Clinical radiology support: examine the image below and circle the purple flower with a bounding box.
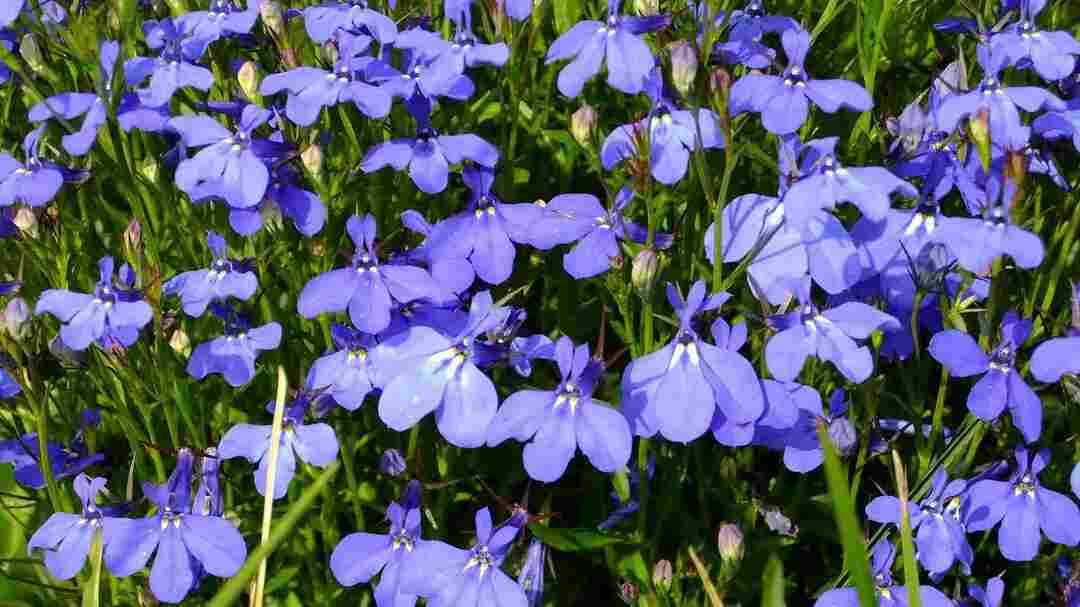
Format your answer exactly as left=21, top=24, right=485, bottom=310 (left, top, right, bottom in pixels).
left=361, top=96, right=498, bottom=194
left=965, top=447, right=1080, bottom=561
left=730, top=28, right=872, bottom=135
left=990, top=0, right=1080, bottom=81
left=764, top=277, right=899, bottom=383
left=124, top=18, right=214, bottom=107
left=866, top=469, right=973, bottom=575
left=175, top=0, right=259, bottom=59
left=374, top=291, right=502, bottom=447
left=218, top=394, right=339, bottom=500
left=298, top=214, right=440, bottom=334
left=0, top=368, right=20, bottom=398
left=367, top=30, right=476, bottom=102
left=1034, top=109, right=1080, bottom=153
left=302, top=0, right=397, bottom=44
left=928, top=311, right=1042, bottom=442
left=227, top=163, right=327, bottom=236
left=171, top=105, right=278, bottom=209
left=470, top=307, right=555, bottom=377
left=260, top=34, right=391, bottom=126
left=164, top=231, right=257, bottom=317
left=407, top=508, right=528, bottom=607
left=28, top=474, right=114, bottom=580
left=968, top=577, right=1004, bottom=607
left=813, top=542, right=953, bottom=607
left=36, top=256, right=153, bottom=351
left=487, top=336, right=632, bottom=482
left=621, top=281, right=764, bottom=443
left=104, top=449, right=247, bottom=603
left=117, top=93, right=172, bottom=133
left=754, top=386, right=851, bottom=473
left=1030, top=331, right=1080, bottom=383
left=423, top=166, right=539, bottom=285
left=0, top=126, right=85, bottom=208
left=0, top=431, right=103, bottom=489
left=544, top=0, right=669, bottom=97
left=517, top=538, right=544, bottom=607
left=0, top=1, right=23, bottom=27
left=933, top=177, right=1043, bottom=273
left=0, top=30, right=15, bottom=86
left=28, top=40, right=118, bottom=156
left=186, top=304, right=281, bottom=387
left=601, top=68, right=725, bottom=185
left=193, top=448, right=222, bottom=516
left=378, top=448, right=407, bottom=476
left=306, top=324, right=382, bottom=410
left=432, top=9, right=509, bottom=76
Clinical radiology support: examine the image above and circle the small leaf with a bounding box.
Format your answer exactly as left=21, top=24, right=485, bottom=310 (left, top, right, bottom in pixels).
left=761, top=554, right=786, bottom=607
left=527, top=524, right=636, bottom=552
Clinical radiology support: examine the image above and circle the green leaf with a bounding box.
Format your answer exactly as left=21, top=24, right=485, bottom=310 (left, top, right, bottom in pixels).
left=80, top=529, right=104, bottom=607
left=761, top=553, right=786, bottom=607
left=527, top=524, right=637, bottom=552
left=553, top=0, right=583, bottom=37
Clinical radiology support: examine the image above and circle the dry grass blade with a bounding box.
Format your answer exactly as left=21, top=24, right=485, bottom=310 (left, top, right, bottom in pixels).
left=687, top=545, right=724, bottom=607
left=251, top=366, right=289, bottom=607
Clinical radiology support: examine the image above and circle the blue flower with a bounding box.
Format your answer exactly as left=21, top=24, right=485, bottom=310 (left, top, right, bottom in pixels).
left=302, top=0, right=398, bottom=45
left=517, top=538, right=545, bottom=607
left=813, top=541, right=953, bottom=607
left=753, top=386, right=852, bottom=473
left=990, top=0, right=1080, bottom=81
left=175, top=0, right=259, bottom=59
left=967, top=576, right=1004, bottom=607
left=730, top=28, right=872, bottom=135
left=218, top=393, right=339, bottom=500
left=28, top=40, right=118, bottom=156
left=186, top=304, right=281, bottom=387
left=1030, top=326, right=1080, bottom=384
left=0, top=1, right=23, bottom=27
left=193, top=448, right=223, bottom=517
left=124, top=18, right=214, bottom=107
left=36, top=256, right=153, bottom=351
left=0, top=126, right=87, bottom=208
left=28, top=474, right=115, bottom=580
left=0, top=368, right=21, bottom=398
left=0, top=431, right=103, bottom=489
left=306, top=324, right=382, bottom=410
left=367, top=30, right=475, bottom=103
left=965, top=447, right=1080, bottom=561
left=545, top=0, right=669, bottom=97
left=164, top=230, right=257, bottom=317
left=487, top=336, right=632, bottom=482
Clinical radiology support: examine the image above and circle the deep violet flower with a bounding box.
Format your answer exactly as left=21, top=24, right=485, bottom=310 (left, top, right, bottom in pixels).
left=730, top=28, right=872, bottom=135
left=486, top=336, right=632, bottom=482
left=27, top=474, right=114, bottom=580
left=124, top=18, right=214, bottom=107
left=104, top=449, right=247, bottom=604
left=621, top=281, right=764, bottom=443
left=0, top=431, right=103, bottom=490
left=965, top=447, right=1080, bottom=561
left=186, top=304, right=281, bottom=387
left=28, top=40, right=118, bottom=156
left=0, top=125, right=87, bottom=208
left=217, top=394, right=339, bottom=499
left=764, top=277, right=899, bottom=384
left=35, top=257, right=153, bottom=351
left=544, top=0, right=669, bottom=98
left=164, top=230, right=257, bottom=317
left=813, top=541, right=953, bottom=607
left=305, top=324, right=382, bottom=410
left=298, top=213, right=440, bottom=334
left=928, top=311, right=1042, bottom=442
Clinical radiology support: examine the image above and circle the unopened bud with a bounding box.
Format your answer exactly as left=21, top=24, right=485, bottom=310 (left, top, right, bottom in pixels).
left=301, top=144, right=323, bottom=176
left=669, top=40, right=698, bottom=99
left=570, top=104, right=598, bottom=147
left=709, top=67, right=732, bottom=113
left=123, top=219, right=141, bottom=253
left=618, top=580, right=639, bottom=604
left=717, top=523, right=744, bottom=562
left=634, top=0, right=659, bottom=16
left=237, top=61, right=260, bottom=102
left=968, top=107, right=991, bottom=171
left=631, top=248, right=659, bottom=295
left=169, top=328, right=191, bottom=357
left=320, top=40, right=339, bottom=67
left=3, top=297, right=30, bottom=339
left=20, top=34, right=45, bottom=74
left=379, top=449, right=407, bottom=477
left=13, top=207, right=37, bottom=237
left=652, top=559, right=673, bottom=589
left=260, top=1, right=286, bottom=39
left=828, top=417, right=857, bottom=455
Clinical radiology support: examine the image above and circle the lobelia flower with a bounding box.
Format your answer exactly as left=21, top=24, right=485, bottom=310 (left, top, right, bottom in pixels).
left=936, top=45, right=1065, bottom=142
left=730, top=28, right=872, bottom=135
left=0, top=1, right=22, bottom=27
left=517, top=538, right=545, bottom=607
left=27, top=474, right=115, bottom=580
left=0, top=431, right=104, bottom=489
left=399, top=208, right=477, bottom=298
left=36, top=256, right=153, bottom=351
left=933, top=176, right=1043, bottom=273
left=470, top=307, right=555, bottom=377
left=0, top=125, right=87, bottom=208
left=298, top=214, right=440, bottom=334
left=544, top=0, right=670, bottom=98
left=486, top=336, right=632, bottom=482
left=176, top=0, right=259, bottom=59
left=192, top=448, right=222, bottom=517
left=1029, top=326, right=1080, bottom=384
left=407, top=508, right=528, bottom=607
left=260, top=33, right=391, bottom=126
left=124, top=18, right=214, bottom=107
left=0, top=368, right=20, bottom=398
left=754, top=386, right=853, bottom=473
left=28, top=40, right=118, bottom=156
left=374, top=290, right=502, bottom=448
left=600, top=67, right=724, bottom=185
left=217, top=393, right=339, bottom=499
left=990, top=0, right=1080, bottom=81
left=599, top=456, right=654, bottom=530
left=0, top=30, right=15, bottom=86
left=422, top=165, right=539, bottom=285
left=813, top=541, right=953, bottom=607
left=227, top=163, right=327, bottom=236
left=928, top=311, right=1043, bottom=442
left=378, top=448, right=407, bottom=476
left=302, top=0, right=398, bottom=45
left=164, top=230, right=257, bottom=317
left=621, top=281, right=764, bottom=443
left=967, top=577, right=1004, bottom=607
left=432, top=7, right=509, bottom=77
left=365, top=32, right=476, bottom=103
left=865, top=469, right=973, bottom=575
left=965, top=447, right=1080, bottom=561
left=171, top=105, right=279, bottom=210
left=105, top=449, right=247, bottom=604
left=764, top=277, right=900, bottom=383
left=117, top=92, right=172, bottom=133
left=361, top=95, right=498, bottom=194
left=1034, top=108, right=1080, bottom=154
left=330, top=495, right=437, bottom=606
left=186, top=304, right=281, bottom=387
left=306, top=324, right=382, bottom=410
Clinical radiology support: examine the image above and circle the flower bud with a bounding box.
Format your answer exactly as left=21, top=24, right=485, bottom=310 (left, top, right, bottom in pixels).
left=709, top=67, right=732, bottom=112
left=570, top=104, right=598, bottom=147
left=669, top=40, right=698, bottom=99
left=968, top=107, right=991, bottom=171
left=169, top=328, right=191, bottom=357
left=652, top=559, right=673, bottom=589
left=3, top=297, right=30, bottom=339
left=20, top=34, right=45, bottom=74
left=717, top=523, right=744, bottom=562
left=301, top=144, right=323, bottom=177
left=320, top=40, right=339, bottom=67
left=618, top=580, right=639, bottom=604
left=517, top=539, right=546, bottom=607
left=237, top=61, right=260, bottom=102
left=123, top=218, right=141, bottom=254
left=13, top=207, right=37, bottom=237
left=379, top=449, right=407, bottom=477
left=631, top=248, right=659, bottom=295
left=634, top=0, right=659, bottom=16
left=828, top=417, right=857, bottom=455
left=260, top=1, right=286, bottom=39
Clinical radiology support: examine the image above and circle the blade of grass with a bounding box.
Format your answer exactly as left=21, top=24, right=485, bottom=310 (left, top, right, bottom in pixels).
left=891, top=450, right=921, bottom=607
left=79, top=529, right=104, bottom=607
left=816, top=420, right=875, bottom=607
left=761, top=554, right=786, bottom=607
left=252, top=366, right=289, bottom=607
left=687, top=546, right=724, bottom=607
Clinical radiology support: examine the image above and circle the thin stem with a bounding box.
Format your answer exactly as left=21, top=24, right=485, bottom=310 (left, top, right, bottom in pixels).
left=253, top=367, right=289, bottom=607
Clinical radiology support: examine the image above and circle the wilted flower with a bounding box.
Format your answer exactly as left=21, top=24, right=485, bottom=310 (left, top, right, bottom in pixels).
left=3, top=296, right=30, bottom=338
left=570, top=104, right=598, bottom=146
left=619, top=580, right=639, bottom=603
left=631, top=249, right=659, bottom=294
left=379, top=449, right=407, bottom=477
